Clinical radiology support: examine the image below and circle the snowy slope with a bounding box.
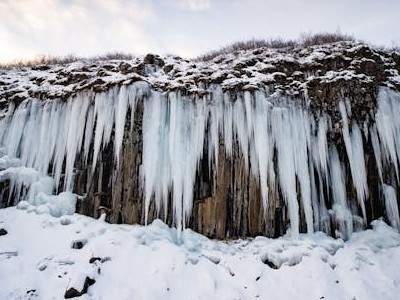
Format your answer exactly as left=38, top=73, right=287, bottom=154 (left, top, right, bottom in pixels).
left=1, top=207, right=400, bottom=300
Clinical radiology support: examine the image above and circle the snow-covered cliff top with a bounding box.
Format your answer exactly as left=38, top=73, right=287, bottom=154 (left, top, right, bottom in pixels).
left=1, top=41, right=399, bottom=106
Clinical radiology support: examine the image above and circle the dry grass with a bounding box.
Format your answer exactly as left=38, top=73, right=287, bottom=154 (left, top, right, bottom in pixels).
left=0, top=54, right=79, bottom=69
left=3, top=32, right=391, bottom=68
left=0, top=52, right=135, bottom=69
left=196, top=31, right=356, bottom=61
left=300, top=31, right=354, bottom=47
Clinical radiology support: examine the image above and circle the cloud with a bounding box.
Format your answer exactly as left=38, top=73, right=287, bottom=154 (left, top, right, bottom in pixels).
left=0, top=0, right=399, bottom=63
left=159, top=0, right=211, bottom=12
left=183, top=0, right=211, bottom=11
left=0, top=0, right=157, bottom=63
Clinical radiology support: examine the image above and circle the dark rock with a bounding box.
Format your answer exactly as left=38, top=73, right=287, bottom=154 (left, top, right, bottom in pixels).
left=64, top=277, right=96, bottom=299
left=96, top=69, right=109, bottom=77
left=71, top=239, right=87, bottom=249
left=163, top=64, right=174, bottom=73
left=89, top=257, right=101, bottom=264
left=102, top=64, right=116, bottom=71
left=67, top=72, right=89, bottom=85
left=101, top=257, right=111, bottom=263
left=143, top=54, right=165, bottom=67
left=0, top=228, right=7, bottom=236
left=119, top=62, right=133, bottom=75
left=262, top=258, right=279, bottom=269
left=32, top=65, right=51, bottom=71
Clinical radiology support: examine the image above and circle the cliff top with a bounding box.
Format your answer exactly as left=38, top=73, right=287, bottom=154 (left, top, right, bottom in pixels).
left=0, top=41, right=399, bottom=107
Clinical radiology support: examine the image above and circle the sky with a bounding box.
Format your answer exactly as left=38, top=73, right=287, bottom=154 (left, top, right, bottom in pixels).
left=0, top=0, right=399, bottom=63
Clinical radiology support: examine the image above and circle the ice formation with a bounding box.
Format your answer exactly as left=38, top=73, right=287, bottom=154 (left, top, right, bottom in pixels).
left=0, top=81, right=400, bottom=238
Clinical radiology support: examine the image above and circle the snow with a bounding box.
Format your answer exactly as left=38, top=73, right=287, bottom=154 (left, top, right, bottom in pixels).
left=1, top=207, right=400, bottom=299
left=1, top=40, right=389, bottom=105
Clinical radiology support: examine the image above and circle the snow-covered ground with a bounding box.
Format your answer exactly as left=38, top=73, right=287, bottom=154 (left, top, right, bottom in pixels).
left=1, top=207, right=400, bottom=300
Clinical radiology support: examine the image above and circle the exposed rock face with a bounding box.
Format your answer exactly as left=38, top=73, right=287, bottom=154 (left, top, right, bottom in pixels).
left=1, top=41, right=400, bottom=239
left=64, top=276, right=95, bottom=299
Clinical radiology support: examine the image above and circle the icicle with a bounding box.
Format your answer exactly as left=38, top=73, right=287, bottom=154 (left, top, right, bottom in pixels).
left=370, top=125, right=383, bottom=184
left=383, top=184, right=400, bottom=231
left=64, top=94, right=91, bottom=191
left=4, top=100, right=31, bottom=160
left=251, top=91, right=273, bottom=215
left=83, top=104, right=94, bottom=165
left=271, top=106, right=299, bottom=236
left=375, top=88, right=400, bottom=180
left=316, top=115, right=329, bottom=185
left=91, top=91, right=115, bottom=174
left=222, top=93, right=233, bottom=157
left=329, top=146, right=353, bottom=239
left=142, top=91, right=166, bottom=225
left=339, top=101, right=368, bottom=221
left=233, top=94, right=249, bottom=171
left=208, top=91, right=222, bottom=170
left=114, top=86, right=129, bottom=164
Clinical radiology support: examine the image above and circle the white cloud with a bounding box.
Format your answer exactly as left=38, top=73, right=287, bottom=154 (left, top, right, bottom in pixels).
left=159, top=0, right=212, bottom=12
left=0, top=0, right=156, bottom=63
left=0, top=0, right=399, bottom=63
left=184, top=0, right=211, bottom=11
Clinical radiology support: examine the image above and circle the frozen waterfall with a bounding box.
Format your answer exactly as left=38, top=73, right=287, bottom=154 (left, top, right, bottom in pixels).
left=0, top=82, right=399, bottom=238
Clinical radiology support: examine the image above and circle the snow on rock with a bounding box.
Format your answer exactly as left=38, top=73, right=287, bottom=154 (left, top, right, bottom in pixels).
left=1, top=41, right=399, bottom=103
left=0, top=207, right=400, bottom=299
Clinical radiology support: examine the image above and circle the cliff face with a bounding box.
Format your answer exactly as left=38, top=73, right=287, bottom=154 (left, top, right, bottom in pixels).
left=1, top=41, right=400, bottom=239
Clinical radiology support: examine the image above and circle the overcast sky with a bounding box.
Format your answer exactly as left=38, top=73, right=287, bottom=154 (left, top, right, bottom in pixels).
left=0, top=0, right=399, bottom=63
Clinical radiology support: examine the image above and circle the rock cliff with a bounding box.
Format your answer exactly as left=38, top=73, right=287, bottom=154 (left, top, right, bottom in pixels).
left=1, top=41, right=400, bottom=239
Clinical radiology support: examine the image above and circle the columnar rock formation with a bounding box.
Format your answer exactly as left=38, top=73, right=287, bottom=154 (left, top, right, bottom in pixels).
left=0, top=41, right=400, bottom=239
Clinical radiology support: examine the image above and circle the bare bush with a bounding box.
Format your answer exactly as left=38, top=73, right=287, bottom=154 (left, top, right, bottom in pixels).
left=91, top=52, right=134, bottom=61
left=0, top=52, right=135, bottom=69
left=196, top=32, right=356, bottom=61
left=0, top=54, right=80, bottom=69
left=196, top=38, right=297, bottom=61
left=300, top=31, right=354, bottom=47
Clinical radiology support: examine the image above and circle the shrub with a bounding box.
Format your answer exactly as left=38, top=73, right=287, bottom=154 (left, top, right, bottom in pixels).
left=300, top=31, right=354, bottom=47
left=0, top=54, right=79, bottom=69
left=0, top=52, right=135, bottom=69
left=196, top=31, right=355, bottom=61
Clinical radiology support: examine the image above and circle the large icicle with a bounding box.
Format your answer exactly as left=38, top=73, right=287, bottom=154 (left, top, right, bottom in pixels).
left=329, top=146, right=353, bottom=239
left=339, top=101, right=368, bottom=221
left=375, top=88, right=400, bottom=180
left=250, top=91, right=274, bottom=214
left=383, top=184, right=400, bottom=231
left=271, top=106, right=300, bottom=235
left=141, top=91, right=207, bottom=231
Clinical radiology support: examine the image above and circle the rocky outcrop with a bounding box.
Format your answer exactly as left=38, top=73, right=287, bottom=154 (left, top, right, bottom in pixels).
left=1, top=41, right=400, bottom=239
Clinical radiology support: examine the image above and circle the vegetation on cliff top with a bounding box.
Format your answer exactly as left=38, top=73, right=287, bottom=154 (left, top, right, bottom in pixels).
left=2, top=31, right=396, bottom=69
